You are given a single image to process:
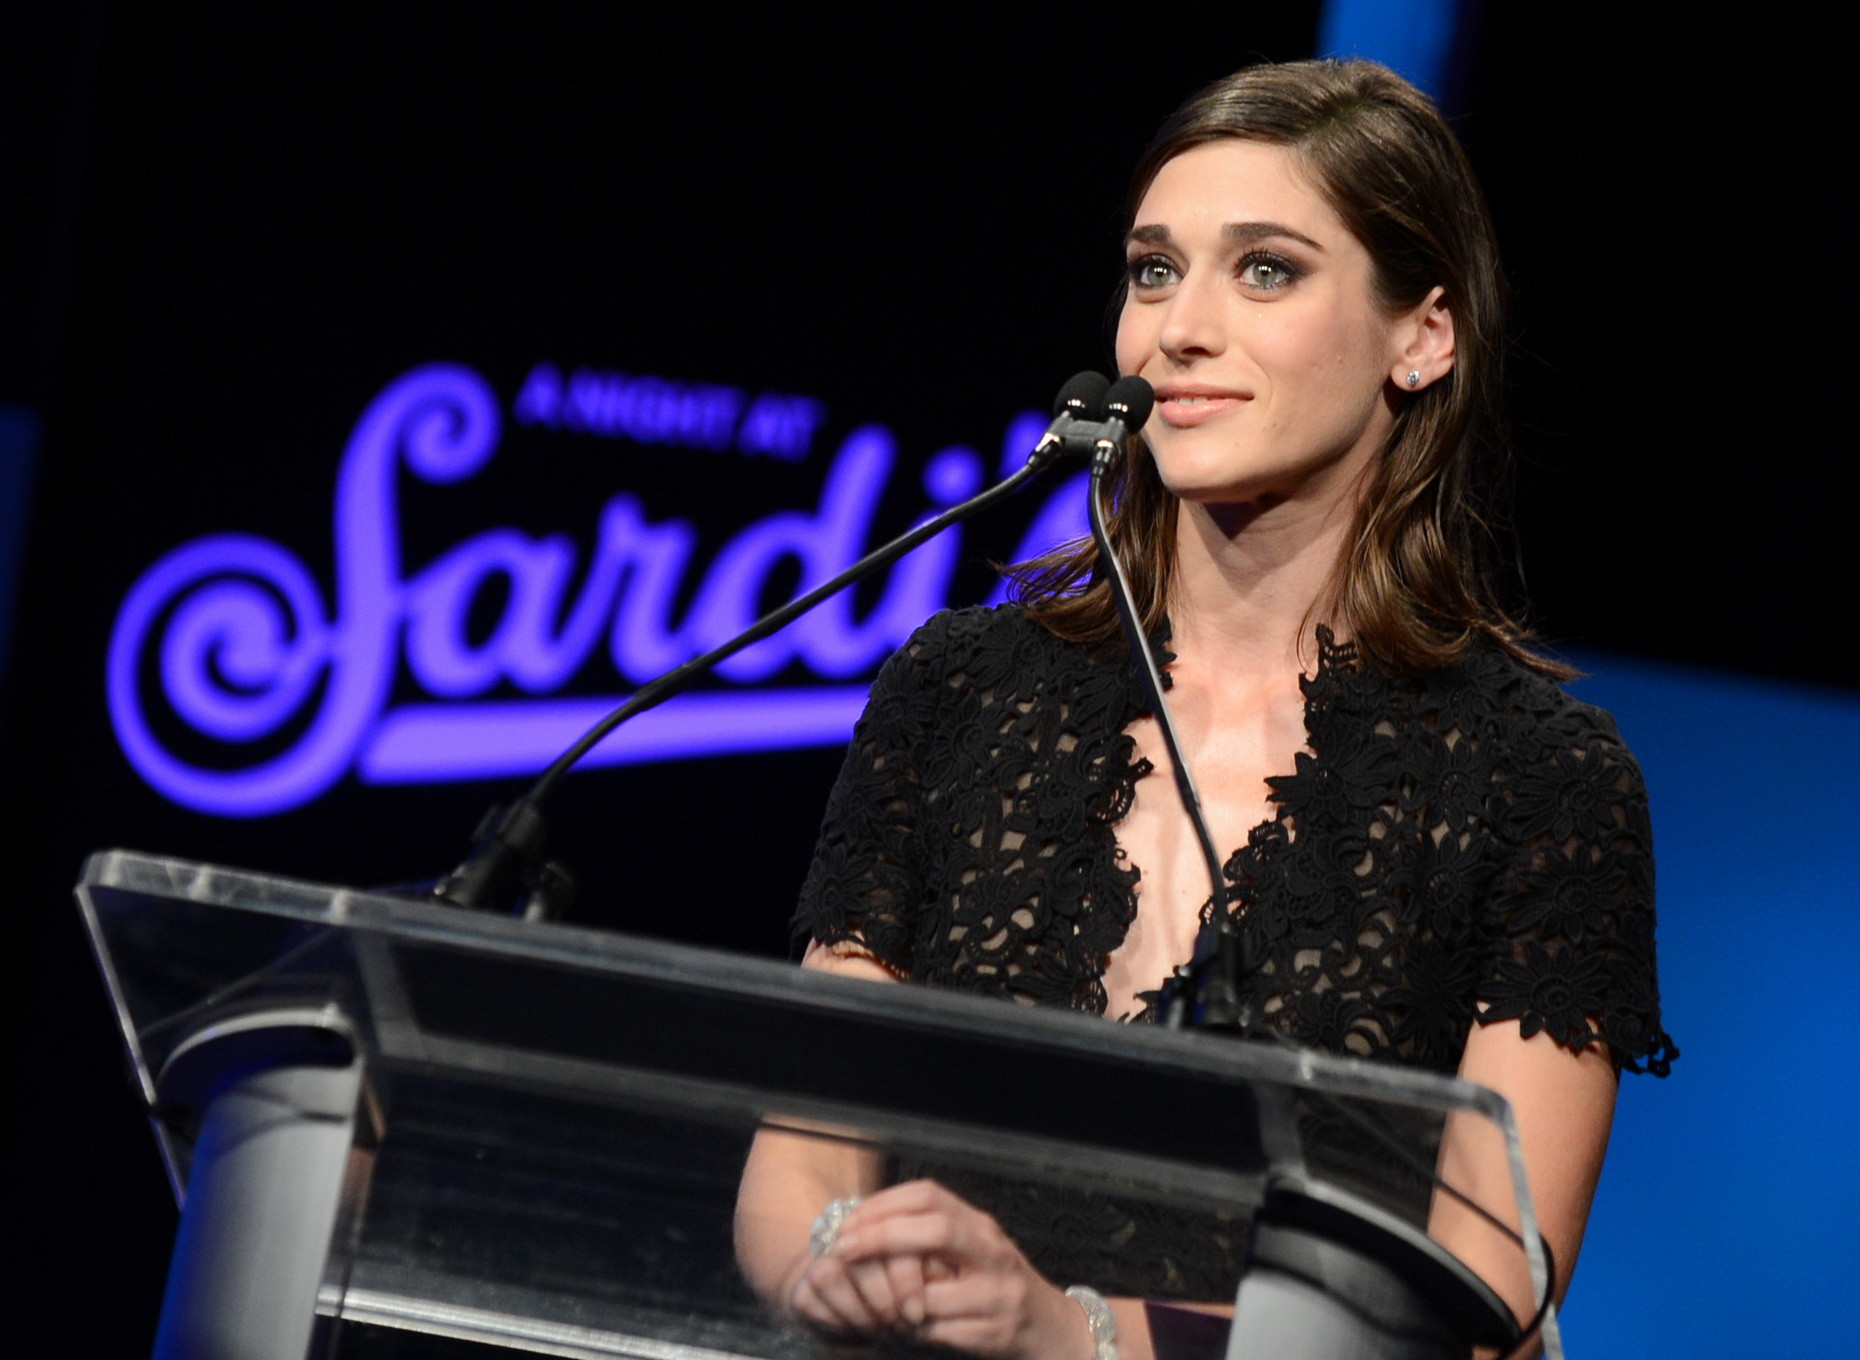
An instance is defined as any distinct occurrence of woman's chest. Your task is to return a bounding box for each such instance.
[1099,677,1313,1018]
[913,675,1510,1039]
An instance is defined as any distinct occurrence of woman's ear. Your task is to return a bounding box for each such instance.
[1391,286,1455,391]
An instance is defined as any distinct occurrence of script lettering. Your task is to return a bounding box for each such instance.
[107,363,1077,816]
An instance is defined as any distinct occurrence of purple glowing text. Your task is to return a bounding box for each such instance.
[107,363,1081,816]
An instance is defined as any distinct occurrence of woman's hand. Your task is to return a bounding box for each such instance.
[790,1180,1095,1360]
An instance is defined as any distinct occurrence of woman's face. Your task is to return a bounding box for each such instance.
[1115,139,1430,512]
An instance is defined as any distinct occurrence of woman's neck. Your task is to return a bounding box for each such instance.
[1167,478,1363,680]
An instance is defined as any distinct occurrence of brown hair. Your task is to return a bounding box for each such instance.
[1007,58,1567,678]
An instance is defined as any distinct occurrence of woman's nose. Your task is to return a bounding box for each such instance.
[1157,275,1226,362]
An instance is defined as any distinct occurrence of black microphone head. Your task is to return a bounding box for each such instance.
[1054,371,1111,421]
[1105,375,1155,430]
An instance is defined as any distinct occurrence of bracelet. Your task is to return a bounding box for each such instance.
[1065,1285,1119,1360]
[808,1197,861,1256]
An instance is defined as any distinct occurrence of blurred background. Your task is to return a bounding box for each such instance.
[2,2,1853,1355]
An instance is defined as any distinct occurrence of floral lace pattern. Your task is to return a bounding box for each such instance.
[794,605,1675,1295]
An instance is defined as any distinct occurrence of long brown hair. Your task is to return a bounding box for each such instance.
[1008,59,1566,678]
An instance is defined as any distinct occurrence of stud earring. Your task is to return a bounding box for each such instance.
[1405,371,1421,388]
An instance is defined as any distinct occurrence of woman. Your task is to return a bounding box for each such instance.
[735,58,1674,1359]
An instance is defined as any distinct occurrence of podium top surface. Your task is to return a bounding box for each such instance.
[79,848,1508,1126]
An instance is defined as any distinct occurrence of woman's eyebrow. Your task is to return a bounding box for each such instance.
[1125,221,1325,251]
[1225,220,1324,250]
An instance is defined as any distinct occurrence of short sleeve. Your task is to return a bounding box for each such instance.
[1476,701,1678,1076]
[791,615,947,974]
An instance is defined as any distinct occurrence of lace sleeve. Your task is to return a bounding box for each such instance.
[1476,700,1678,1076]
[791,616,946,974]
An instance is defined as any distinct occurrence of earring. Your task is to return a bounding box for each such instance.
[1405,371,1421,388]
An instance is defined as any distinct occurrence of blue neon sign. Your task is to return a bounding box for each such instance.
[107,363,1077,817]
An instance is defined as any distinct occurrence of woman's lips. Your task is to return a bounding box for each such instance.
[1155,393,1250,428]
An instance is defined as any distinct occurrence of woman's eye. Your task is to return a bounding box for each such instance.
[1128,257,1178,289]
[1239,254,1299,290]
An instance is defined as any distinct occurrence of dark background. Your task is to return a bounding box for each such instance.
[1,5,1848,1355]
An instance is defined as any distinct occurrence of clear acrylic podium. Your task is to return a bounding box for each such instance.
[76,849,1558,1360]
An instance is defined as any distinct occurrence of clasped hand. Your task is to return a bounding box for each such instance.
[791,1180,1093,1360]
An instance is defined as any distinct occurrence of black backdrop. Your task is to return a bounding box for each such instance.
[2,5,1848,1355]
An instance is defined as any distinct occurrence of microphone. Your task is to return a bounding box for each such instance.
[1032,371,1112,463]
[1090,376,1155,470]
[1056,369,1111,421]
[1034,372,1159,466]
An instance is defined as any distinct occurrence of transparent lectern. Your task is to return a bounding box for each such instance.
[77,850,1559,1360]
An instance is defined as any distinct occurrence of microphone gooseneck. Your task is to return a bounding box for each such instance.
[430,377,1097,917]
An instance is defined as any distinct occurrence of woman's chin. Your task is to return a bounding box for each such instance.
[1150,445,1281,501]
[1161,474,1279,510]
[1156,446,1371,518]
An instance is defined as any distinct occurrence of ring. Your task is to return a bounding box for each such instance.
[809,1197,862,1256]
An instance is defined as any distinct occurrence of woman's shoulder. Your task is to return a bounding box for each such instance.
[1437,638,1653,846]
[863,604,1135,753]
[1403,634,1639,764]
[899,601,1058,650]
[1329,635,1651,837]
[879,603,1089,689]
[1313,628,1632,759]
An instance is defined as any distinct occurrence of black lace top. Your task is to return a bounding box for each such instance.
[793,605,1675,1295]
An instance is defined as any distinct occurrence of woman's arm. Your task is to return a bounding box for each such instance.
[1430,705,1666,1354]
[1429,1018,1618,1358]
[734,944,904,1319]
